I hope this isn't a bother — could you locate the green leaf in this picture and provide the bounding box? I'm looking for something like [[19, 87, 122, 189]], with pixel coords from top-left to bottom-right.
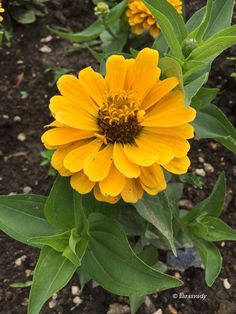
[[204, 0, 235, 39], [193, 216, 236, 242], [0, 195, 57, 246], [44, 175, 74, 230], [152, 33, 168, 56], [10, 281, 32, 288], [28, 231, 70, 252], [188, 25, 236, 61], [83, 213, 182, 296], [15, 9, 36, 24], [191, 87, 219, 109], [143, 0, 183, 59], [193, 104, 236, 153], [159, 56, 184, 90], [181, 172, 226, 223], [188, 0, 213, 42], [165, 183, 183, 217], [184, 72, 208, 105], [129, 296, 145, 314], [28, 246, 77, 314], [144, 0, 187, 42], [49, 20, 104, 42], [73, 191, 88, 233], [179, 173, 203, 189], [192, 238, 222, 286], [186, 0, 234, 39], [134, 192, 176, 255]]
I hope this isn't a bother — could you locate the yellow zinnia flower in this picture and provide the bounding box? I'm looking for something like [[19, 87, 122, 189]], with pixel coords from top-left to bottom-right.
[[126, 0, 182, 37], [0, 2, 4, 23], [42, 48, 195, 204]]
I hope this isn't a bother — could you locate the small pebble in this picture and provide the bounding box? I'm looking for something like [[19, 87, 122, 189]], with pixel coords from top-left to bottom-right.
[[23, 186, 32, 194], [195, 168, 206, 177], [40, 45, 52, 53], [92, 281, 99, 288], [198, 156, 205, 163], [21, 298, 29, 306], [178, 199, 193, 209], [152, 310, 163, 314], [48, 300, 57, 308], [14, 115, 21, 122], [71, 285, 80, 296], [40, 35, 53, 43], [174, 272, 182, 279], [3, 114, 9, 119], [223, 278, 231, 290], [145, 296, 156, 312], [25, 269, 33, 277], [221, 242, 225, 247], [72, 296, 83, 305], [204, 163, 215, 174], [107, 303, 130, 314], [17, 132, 26, 142], [209, 142, 218, 150], [15, 255, 27, 266]]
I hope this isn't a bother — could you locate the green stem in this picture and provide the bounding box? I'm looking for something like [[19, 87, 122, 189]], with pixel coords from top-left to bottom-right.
[[101, 17, 118, 39]]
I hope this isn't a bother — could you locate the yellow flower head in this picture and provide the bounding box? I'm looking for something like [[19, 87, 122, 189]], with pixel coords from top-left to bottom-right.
[[42, 48, 195, 204], [0, 2, 5, 23], [126, 0, 182, 37]]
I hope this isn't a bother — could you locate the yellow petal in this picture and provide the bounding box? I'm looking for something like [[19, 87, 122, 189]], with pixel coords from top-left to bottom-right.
[[41, 128, 94, 146], [154, 135, 190, 158], [84, 145, 113, 181], [142, 106, 196, 127], [132, 48, 160, 101], [140, 163, 166, 189], [146, 124, 194, 139], [51, 145, 80, 176], [94, 184, 120, 204], [71, 171, 95, 194], [163, 156, 191, 174], [124, 137, 159, 167], [57, 74, 98, 115], [105, 55, 127, 91], [124, 59, 135, 91], [113, 142, 140, 178], [135, 131, 174, 165], [99, 163, 126, 196], [55, 111, 99, 131], [121, 179, 143, 203], [141, 77, 179, 110], [64, 139, 103, 173], [79, 66, 106, 106]]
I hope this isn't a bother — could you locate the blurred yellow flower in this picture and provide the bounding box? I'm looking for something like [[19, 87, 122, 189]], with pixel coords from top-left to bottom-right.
[[126, 0, 182, 37], [42, 48, 195, 204], [0, 2, 4, 23]]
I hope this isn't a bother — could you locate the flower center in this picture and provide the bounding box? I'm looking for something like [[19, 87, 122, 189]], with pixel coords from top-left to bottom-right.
[[97, 91, 144, 144]]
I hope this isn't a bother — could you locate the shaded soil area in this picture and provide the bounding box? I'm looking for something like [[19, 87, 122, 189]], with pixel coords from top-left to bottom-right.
[[0, 0, 235, 313]]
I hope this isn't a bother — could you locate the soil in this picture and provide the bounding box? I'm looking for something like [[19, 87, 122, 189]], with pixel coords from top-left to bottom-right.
[[0, 0, 235, 313]]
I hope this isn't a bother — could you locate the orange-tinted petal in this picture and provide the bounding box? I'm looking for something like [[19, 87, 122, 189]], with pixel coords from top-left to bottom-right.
[[113, 142, 140, 178], [105, 55, 127, 91], [41, 128, 94, 146], [79, 66, 106, 106], [121, 178, 143, 203], [64, 139, 102, 173], [99, 163, 126, 197], [163, 156, 190, 174], [141, 77, 179, 110], [94, 184, 120, 204], [84, 145, 113, 181], [71, 171, 95, 194], [132, 48, 160, 102]]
